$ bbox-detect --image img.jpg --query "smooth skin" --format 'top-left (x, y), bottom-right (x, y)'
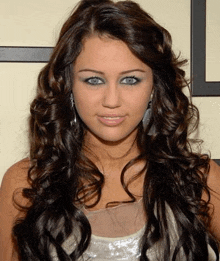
top-left (72, 36), bottom-right (153, 207)
top-left (73, 35), bottom-right (153, 146)
top-left (1, 36), bottom-right (220, 260)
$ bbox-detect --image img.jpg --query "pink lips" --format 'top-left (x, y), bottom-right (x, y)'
top-left (98, 115), bottom-right (126, 126)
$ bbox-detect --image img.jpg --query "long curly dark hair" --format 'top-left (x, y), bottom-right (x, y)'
top-left (12, 0), bottom-right (219, 260)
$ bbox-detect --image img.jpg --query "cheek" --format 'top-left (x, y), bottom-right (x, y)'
top-left (74, 97), bottom-right (88, 118)
top-left (73, 89), bottom-right (97, 120)
top-left (129, 91), bottom-right (151, 116)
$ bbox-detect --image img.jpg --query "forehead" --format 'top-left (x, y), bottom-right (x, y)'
top-left (74, 35), bottom-right (150, 72)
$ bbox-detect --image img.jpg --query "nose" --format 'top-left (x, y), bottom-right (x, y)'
top-left (102, 83), bottom-right (121, 108)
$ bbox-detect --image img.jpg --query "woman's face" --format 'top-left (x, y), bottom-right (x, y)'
top-left (72, 35), bottom-right (153, 144)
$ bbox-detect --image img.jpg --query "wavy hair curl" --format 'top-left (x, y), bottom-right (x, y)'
top-left (13, 0), bottom-right (219, 260)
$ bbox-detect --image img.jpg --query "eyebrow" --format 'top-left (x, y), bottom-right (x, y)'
top-left (78, 69), bottom-right (147, 74)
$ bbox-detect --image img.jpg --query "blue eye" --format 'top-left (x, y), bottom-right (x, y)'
top-left (84, 77), bottom-right (104, 85)
top-left (121, 76), bottom-right (141, 85)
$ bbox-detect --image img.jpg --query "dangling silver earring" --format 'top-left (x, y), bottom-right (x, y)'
top-left (142, 100), bottom-right (152, 130)
top-left (70, 93), bottom-right (77, 124)
top-left (70, 93), bottom-right (74, 108)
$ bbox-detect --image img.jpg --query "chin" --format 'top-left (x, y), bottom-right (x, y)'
top-left (89, 127), bottom-right (139, 145)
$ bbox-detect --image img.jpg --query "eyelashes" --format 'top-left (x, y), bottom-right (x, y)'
top-left (83, 76), bottom-right (104, 85)
top-left (83, 76), bottom-right (141, 86)
top-left (120, 76), bottom-right (141, 85)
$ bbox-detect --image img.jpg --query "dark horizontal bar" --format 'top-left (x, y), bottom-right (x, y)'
top-left (213, 159), bottom-right (220, 166)
top-left (192, 80), bottom-right (220, 97)
top-left (0, 47), bottom-right (53, 62)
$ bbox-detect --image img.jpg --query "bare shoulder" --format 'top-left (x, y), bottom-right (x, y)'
top-left (205, 160), bottom-right (220, 241)
top-left (1, 158), bottom-right (31, 202)
top-left (206, 160), bottom-right (220, 199)
top-left (0, 158), bottom-right (30, 261)
top-left (1, 158), bottom-right (30, 187)
top-left (0, 157), bottom-right (31, 221)
top-left (207, 159), bottom-right (220, 184)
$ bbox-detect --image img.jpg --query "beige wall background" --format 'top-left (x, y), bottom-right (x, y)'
top-left (0, 0), bottom-right (219, 184)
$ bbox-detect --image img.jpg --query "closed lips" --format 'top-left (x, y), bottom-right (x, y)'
top-left (102, 116), bottom-right (121, 119)
top-left (99, 115), bottom-right (125, 118)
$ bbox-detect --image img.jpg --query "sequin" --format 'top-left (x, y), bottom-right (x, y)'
top-left (50, 200), bottom-right (219, 261)
top-left (83, 226), bottom-right (144, 260)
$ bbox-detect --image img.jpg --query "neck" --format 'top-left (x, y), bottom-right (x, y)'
top-left (80, 128), bottom-right (146, 209)
top-left (83, 129), bottom-right (140, 174)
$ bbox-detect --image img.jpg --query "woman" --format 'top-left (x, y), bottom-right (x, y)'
top-left (1, 0), bottom-right (220, 260)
